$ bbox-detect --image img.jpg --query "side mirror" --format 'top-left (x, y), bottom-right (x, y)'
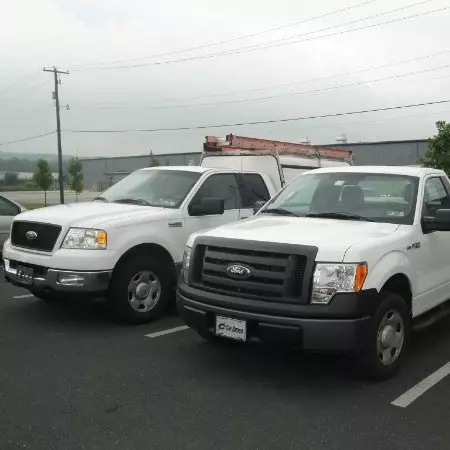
top-left (253, 200), bottom-right (266, 215)
top-left (422, 209), bottom-right (450, 232)
top-left (189, 197), bottom-right (225, 216)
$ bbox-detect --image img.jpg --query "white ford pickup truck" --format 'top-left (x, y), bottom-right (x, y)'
top-left (177, 166), bottom-right (450, 379)
top-left (2, 137), bottom-right (351, 323)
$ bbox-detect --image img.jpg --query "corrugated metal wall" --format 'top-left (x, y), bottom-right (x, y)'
top-left (80, 140), bottom-right (429, 190)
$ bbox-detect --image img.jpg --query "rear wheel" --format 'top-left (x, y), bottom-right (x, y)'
top-left (108, 254), bottom-right (172, 324)
top-left (359, 292), bottom-right (410, 380)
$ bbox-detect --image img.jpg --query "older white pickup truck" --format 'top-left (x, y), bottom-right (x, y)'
top-left (3, 136), bottom-right (351, 323)
top-left (178, 166), bottom-right (450, 379)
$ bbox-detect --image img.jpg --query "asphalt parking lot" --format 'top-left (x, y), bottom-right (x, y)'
top-left (1, 276), bottom-right (450, 449)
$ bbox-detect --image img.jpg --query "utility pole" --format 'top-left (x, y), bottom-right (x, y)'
top-left (43, 66), bottom-right (69, 204)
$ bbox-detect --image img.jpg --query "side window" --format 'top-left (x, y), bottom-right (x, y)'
top-left (0, 197), bottom-right (20, 216)
top-left (238, 174), bottom-right (270, 208)
top-left (191, 174), bottom-right (240, 211)
top-left (423, 177), bottom-right (450, 217)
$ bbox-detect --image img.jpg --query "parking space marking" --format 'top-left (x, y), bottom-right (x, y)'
top-left (145, 325), bottom-right (189, 338)
top-left (391, 362), bottom-right (450, 408)
top-left (13, 294), bottom-right (34, 299)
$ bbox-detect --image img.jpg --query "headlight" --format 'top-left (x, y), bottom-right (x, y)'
top-left (61, 228), bottom-right (107, 250)
top-left (312, 263), bottom-right (367, 305)
top-left (182, 246), bottom-right (192, 284)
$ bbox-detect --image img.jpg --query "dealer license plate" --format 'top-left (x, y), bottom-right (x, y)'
top-left (16, 265), bottom-right (34, 286)
top-left (215, 315), bottom-right (247, 342)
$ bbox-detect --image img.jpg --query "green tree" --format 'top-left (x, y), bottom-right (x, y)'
top-left (4, 172), bottom-right (18, 185)
top-left (421, 121), bottom-right (450, 173)
top-left (149, 151), bottom-right (159, 167)
top-left (33, 159), bottom-right (53, 206)
top-left (68, 157), bottom-right (83, 202)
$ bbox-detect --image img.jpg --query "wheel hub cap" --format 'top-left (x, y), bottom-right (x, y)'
top-left (127, 270), bottom-right (161, 313)
top-left (376, 309), bottom-right (405, 366)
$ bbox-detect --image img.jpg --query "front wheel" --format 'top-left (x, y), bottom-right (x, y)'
top-left (359, 292), bottom-right (410, 380)
top-left (108, 254), bottom-right (172, 324)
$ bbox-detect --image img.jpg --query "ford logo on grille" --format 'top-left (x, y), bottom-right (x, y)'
top-left (226, 263), bottom-right (252, 280)
top-left (25, 231), bottom-right (38, 240)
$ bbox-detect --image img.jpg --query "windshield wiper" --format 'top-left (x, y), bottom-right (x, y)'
top-left (113, 198), bottom-right (151, 206)
top-left (306, 212), bottom-right (373, 222)
top-left (93, 196), bottom-right (108, 202)
top-left (260, 207), bottom-right (298, 217)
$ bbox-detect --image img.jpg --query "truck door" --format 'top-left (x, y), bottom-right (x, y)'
top-left (236, 173), bottom-right (271, 220)
top-left (183, 173), bottom-right (241, 241)
top-left (414, 176), bottom-right (450, 315)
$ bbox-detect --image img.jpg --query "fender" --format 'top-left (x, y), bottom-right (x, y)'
top-left (109, 222), bottom-right (179, 268)
top-left (364, 250), bottom-right (415, 297)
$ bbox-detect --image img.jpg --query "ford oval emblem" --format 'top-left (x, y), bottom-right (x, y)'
top-left (26, 231), bottom-right (38, 240)
top-left (226, 263), bottom-right (252, 280)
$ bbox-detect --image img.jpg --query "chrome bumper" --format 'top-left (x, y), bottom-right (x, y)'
top-left (3, 258), bottom-right (112, 295)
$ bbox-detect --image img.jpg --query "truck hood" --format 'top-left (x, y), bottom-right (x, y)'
top-left (195, 216), bottom-right (399, 261)
top-left (14, 202), bottom-right (173, 228)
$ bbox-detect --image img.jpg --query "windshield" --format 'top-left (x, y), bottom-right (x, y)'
top-left (100, 169), bottom-right (202, 208)
top-left (264, 172), bottom-right (419, 225)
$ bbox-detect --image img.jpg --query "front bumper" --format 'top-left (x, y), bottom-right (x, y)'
top-left (177, 285), bottom-right (379, 352)
top-left (3, 258), bottom-right (112, 297)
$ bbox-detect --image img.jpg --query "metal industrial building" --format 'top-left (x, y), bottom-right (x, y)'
top-left (80, 139), bottom-right (428, 191)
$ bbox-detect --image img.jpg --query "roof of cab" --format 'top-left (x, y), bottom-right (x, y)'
top-left (305, 165), bottom-right (444, 177)
top-left (139, 166), bottom-right (210, 173)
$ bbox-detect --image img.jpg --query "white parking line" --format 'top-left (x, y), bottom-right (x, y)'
top-left (391, 362), bottom-right (450, 408)
top-left (13, 294), bottom-right (34, 299)
top-left (145, 325), bottom-right (189, 338)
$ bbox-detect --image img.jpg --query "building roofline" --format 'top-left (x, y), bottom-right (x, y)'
top-left (79, 152), bottom-right (201, 162)
top-left (320, 139), bottom-right (428, 147)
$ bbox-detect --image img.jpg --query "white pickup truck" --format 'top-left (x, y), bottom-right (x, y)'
top-left (3, 138), bottom-right (351, 323)
top-left (178, 166), bottom-right (450, 379)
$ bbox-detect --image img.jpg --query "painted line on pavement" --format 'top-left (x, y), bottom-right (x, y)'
top-left (145, 325), bottom-right (189, 338)
top-left (391, 362), bottom-right (450, 408)
top-left (13, 294), bottom-right (34, 299)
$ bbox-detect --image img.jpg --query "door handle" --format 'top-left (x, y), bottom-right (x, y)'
top-left (239, 216), bottom-right (249, 220)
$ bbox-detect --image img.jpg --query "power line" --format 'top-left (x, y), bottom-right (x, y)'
top-left (0, 131), bottom-right (55, 147)
top-left (70, 63), bottom-right (450, 110)
top-left (0, 70), bottom-right (41, 95)
top-left (65, 99), bottom-right (450, 133)
top-left (72, 2), bottom-right (445, 71)
top-left (68, 48), bottom-right (450, 109)
top-left (71, 0), bottom-right (378, 68)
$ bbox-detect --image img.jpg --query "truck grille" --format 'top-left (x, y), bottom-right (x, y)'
top-left (192, 244), bottom-right (312, 304)
top-left (11, 221), bottom-right (62, 252)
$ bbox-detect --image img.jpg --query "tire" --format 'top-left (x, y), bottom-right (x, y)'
top-left (108, 253), bottom-right (172, 324)
top-left (359, 292), bottom-right (411, 381)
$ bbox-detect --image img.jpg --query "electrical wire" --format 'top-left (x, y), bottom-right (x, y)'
top-left (64, 99), bottom-right (450, 134)
top-left (0, 131), bottom-right (55, 147)
top-left (72, 2), bottom-right (446, 71)
top-left (69, 63), bottom-right (450, 110)
top-left (70, 0), bottom-right (379, 68)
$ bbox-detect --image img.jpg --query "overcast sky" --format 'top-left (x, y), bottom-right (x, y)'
top-left (1, 0), bottom-right (450, 157)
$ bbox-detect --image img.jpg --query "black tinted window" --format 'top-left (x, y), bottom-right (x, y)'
top-left (238, 174), bottom-right (270, 208)
top-left (192, 174), bottom-right (240, 210)
top-left (423, 177), bottom-right (450, 217)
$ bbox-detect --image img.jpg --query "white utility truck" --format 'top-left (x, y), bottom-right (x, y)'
top-left (3, 134), bottom-right (351, 323)
top-left (178, 165), bottom-right (450, 379)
